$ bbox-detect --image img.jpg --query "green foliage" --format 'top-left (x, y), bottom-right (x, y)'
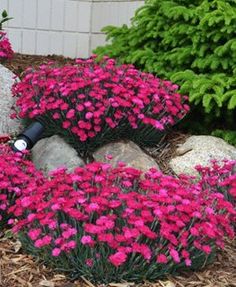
top-left (0, 10), bottom-right (12, 30)
top-left (211, 129), bottom-right (236, 146)
top-left (94, 0), bottom-right (236, 126)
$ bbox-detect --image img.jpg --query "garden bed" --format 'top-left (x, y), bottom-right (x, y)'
top-left (0, 53), bottom-right (235, 287)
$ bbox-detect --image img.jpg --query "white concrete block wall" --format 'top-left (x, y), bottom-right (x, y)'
top-left (0, 0), bottom-right (144, 58)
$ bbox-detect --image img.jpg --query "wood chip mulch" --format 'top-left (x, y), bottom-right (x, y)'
top-left (3, 53), bottom-right (74, 78)
top-left (1, 53), bottom-right (236, 287)
top-left (143, 132), bottom-right (190, 175)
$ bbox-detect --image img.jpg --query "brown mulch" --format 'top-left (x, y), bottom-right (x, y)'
top-left (4, 53), bottom-right (74, 78)
top-left (143, 132), bottom-right (190, 175)
top-left (1, 54), bottom-right (236, 287)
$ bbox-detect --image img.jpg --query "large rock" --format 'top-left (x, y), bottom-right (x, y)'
top-left (93, 140), bottom-right (159, 172)
top-left (32, 135), bottom-right (84, 174)
top-left (170, 135), bottom-right (236, 176)
top-left (0, 64), bottom-right (21, 134)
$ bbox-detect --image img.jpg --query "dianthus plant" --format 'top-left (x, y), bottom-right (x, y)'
top-left (195, 160), bottom-right (236, 205)
top-left (0, 144), bottom-right (43, 229)
top-left (12, 56), bottom-right (189, 158)
top-left (9, 161), bottom-right (235, 283)
top-left (0, 31), bottom-right (13, 61)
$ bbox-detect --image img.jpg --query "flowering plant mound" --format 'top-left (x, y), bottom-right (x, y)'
top-left (0, 144), bottom-right (44, 229)
top-left (0, 31), bottom-right (13, 61)
top-left (9, 162), bottom-right (235, 283)
top-left (195, 160), bottom-right (236, 205)
top-left (12, 56), bottom-right (189, 157)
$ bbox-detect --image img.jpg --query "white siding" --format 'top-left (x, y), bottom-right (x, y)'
top-left (1, 0), bottom-right (144, 58)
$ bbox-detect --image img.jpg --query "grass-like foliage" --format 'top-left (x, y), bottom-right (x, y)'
top-left (0, 144), bottom-right (43, 230)
top-left (12, 56), bottom-right (189, 158)
top-left (8, 161), bottom-right (236, 284)
top-left (94, 0), bottom-right (236, 127)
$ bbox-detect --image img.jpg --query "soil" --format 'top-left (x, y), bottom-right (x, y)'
top-left (1, 53), bottom-right (236, 287)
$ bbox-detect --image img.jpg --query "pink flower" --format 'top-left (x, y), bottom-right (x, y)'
top-left (81, 235), bottom-right (94, 246)
top-left (34, 239), bottom-right (43, 248)
top-left (52, 248), bottom-right (61, 257)
top-left (53, 113), bottom-right (60, 119)
top-left (62, 228), bottom-right (77, 239)
top-left (21, 197), bottom-right (31, 207)
top-left (85, 112), bottom-right (93, 120)
top-left (190, 227), bottom-right (199, 236)
top-left (27, 213), bottom-right (36, 222)
top-left (62, 121), bottom-right (71, 129)
top-left (85, 258), bottom-right (94, 267)
top-left (109, 251), bottom-right (127, 267)
top-left (28, 228), bottom-right (41, 241)
top-left (66, 240), bottom-right (76, 249)
top-left (41, 235), bottom-right (52, 246)
top-left (157, 254), bottom-right (168, 264)
top-left (202, 245), bottom-right (212, 254)
top-left (87, 203), bottom-right (100, 212)
top-left (66, 109), bottom-right (75, 119)
top-left (170, 249), bottom-right (180, 263)
top-left (185, 259), bottom-right (192, 266)
top-left (132, 243), bottom-right (152, 260)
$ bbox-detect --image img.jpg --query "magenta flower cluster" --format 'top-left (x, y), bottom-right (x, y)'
top-left (0, 31), bottom-right (13, 61)
top-left (0, 144), bottom-right (43, 228)
top-left (12, 56), bottom-right (189, 155)
top-left (6, 159), bottom-right (235, 282)
top-left (196, 160), bottom-right (236, 206)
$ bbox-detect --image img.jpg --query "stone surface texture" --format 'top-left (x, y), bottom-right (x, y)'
top-left (0, 64), bottom-right (21, 134)
top-left (170, 135), bottom-right (236, 176)
top-left (32, 135), bottom-right (84, 173)
top-left (93, 140), bottom-right (159, 172)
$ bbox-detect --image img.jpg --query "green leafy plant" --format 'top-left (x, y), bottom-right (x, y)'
top-left (0, 10), bottom-right (12, 30)
top-left (211, 129), bottom-right (236, 146)
top-left (94, 0), bottom-right (236, 130)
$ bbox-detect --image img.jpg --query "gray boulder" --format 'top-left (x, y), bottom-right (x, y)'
top-left (32, 135), bottom-right (84, 174)
top-left (93, 140), bottom-right (159, 172)
top-left (170, 135), bottom-right (236, 176)
top-left (0, 64), bottom-right (21, 134)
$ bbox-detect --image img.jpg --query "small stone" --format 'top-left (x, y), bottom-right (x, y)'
top-left (32, 135), bottom-right (84, 174)
top-left (93, 140), bottom-right (159, 172)
top-left (170, 135), bottom-right (236, 176)
top-left (0, 64), bottom-right (21, 134)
